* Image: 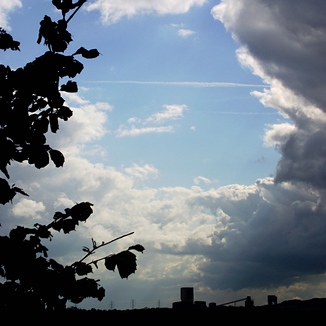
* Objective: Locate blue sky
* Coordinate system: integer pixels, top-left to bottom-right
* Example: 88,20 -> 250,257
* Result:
1,0 -> 326,310
1,0 -> 282,189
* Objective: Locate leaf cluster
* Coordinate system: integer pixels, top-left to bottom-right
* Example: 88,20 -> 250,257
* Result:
0,202 -> 145,310
0,28 -> 20,51
0,1 -> 100,205
0,0 -> 145,311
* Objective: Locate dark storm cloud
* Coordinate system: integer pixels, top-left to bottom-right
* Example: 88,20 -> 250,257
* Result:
213,0 -> 326,189
213,0 -> 326,111
184,179 -> 326,291
208,0 -> 326,294
275,129 -> 326,187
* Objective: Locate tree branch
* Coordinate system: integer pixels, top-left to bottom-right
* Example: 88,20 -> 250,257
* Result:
66,0 -> 88,24
77,231 -> 134,264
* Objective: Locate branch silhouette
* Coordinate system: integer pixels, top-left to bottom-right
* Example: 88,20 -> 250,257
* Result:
78,232 -> 135,265
0,1 -> 145,311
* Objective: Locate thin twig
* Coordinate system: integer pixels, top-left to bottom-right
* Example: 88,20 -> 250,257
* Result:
66,0 -> 87,24
78,231 -> 134,264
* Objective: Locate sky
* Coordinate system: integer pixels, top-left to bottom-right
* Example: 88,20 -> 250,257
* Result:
1,0 -> 326,310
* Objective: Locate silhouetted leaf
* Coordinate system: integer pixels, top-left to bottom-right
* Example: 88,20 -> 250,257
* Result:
104,255 -> 117,272
32,116 -> 49,134
50,114 -> 59,133
57,106 -> 73,121
37,98 -> 48,109
52,218 -> 78,233
74,262 -> 93,276
49,149 -> 65,167
72,277 -> 105,302
53,211 -> 67,220
48,95 -> 65,109
9,226 -> 27,242
0,137 -> 15,178
0,167 -> 9,179
59,56 -> 84,78
0,179 -> 28,204
128,244 -> 145,253
30,132 -> 46,145
61,220 -> 78,233
52,0 -> 86,17
31,147 -> 49,169
0,28 -> 20,51
69,202 -> 93,222
105,251 -> 138,279
0,179 -> 12,204
82,246 -> 90,253
60,80 -> 78,92
97,286 -> 105,301
116,250 -> 137,279
34,223 -> 52,239
37,16 -> 72,52
72,47 -> 100,59
49,258 -> 64,272
12,186 -> 29,197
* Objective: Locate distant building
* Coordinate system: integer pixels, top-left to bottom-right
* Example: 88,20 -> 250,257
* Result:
268,295 -> 277,306
180,287 -> 194,304
194,301 -> 207,309
208,302 -> 217,308
245,296 -> 254,308
173,287 -> 207,309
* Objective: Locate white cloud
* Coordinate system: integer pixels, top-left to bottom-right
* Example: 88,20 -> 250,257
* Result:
146,104 -> 188,124
115,125 -> 174,137
0,0 -> 22,30
193,176 -> 212,185
124,163 -> 159,180
263,123 -> 295,148
85,0 -> 207,25
49,96 -> 112,150
127,117 -> 141,124
115,104 -> 188,137
12,198 -> 45,220
177,28 -> 195,38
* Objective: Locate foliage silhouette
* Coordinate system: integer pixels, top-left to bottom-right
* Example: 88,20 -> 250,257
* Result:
0,0 -> 145,311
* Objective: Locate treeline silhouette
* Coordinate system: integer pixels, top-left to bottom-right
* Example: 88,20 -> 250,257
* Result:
2,298 -> 325,323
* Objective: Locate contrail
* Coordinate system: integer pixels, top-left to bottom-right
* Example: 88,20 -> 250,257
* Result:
85,80 -> 268,88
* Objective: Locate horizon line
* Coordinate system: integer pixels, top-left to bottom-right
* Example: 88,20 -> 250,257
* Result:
84,80 -> 269,88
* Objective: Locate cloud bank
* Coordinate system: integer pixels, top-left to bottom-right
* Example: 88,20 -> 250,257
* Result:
207,0 -> 326,299
212,0 -> 326,189
85,0 -> 207,25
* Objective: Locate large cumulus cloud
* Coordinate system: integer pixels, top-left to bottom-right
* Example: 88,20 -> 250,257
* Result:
212,0 -> 326,111
212,0 -> 326,189
206,0 -> 326,299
